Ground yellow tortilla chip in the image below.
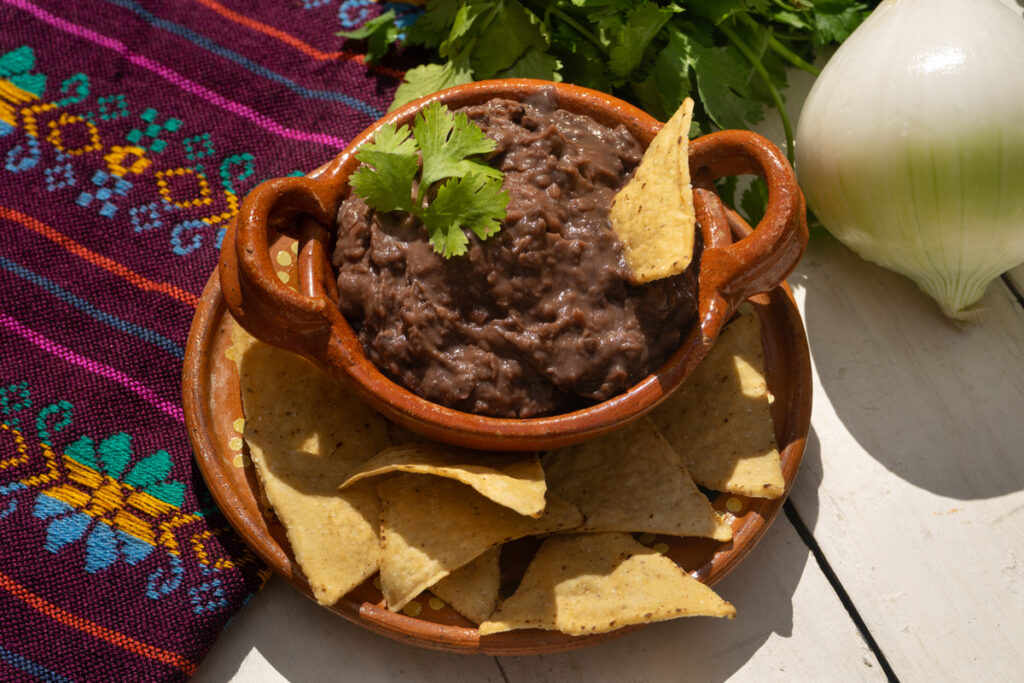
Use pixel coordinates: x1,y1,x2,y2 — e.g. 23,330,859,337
479,532,735,636
429,547,501,625
650,304,784,498
232,322,391,605
609,97,695,284
377,475,582,612
543,418,732,541
341,443,546,517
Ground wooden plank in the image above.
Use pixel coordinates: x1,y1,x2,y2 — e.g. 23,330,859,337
785,234,1024,679
497,518,883,682
191,577,505,682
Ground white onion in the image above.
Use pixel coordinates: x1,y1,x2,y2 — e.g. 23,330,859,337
795,0,1024,320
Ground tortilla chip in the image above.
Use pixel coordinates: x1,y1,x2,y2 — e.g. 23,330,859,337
609,97,695,284
543,418,732,541
377,475,582,611
650,304,784,498
479,532,735,636
341,443,546,517
429,547,501,625
232,322,391,605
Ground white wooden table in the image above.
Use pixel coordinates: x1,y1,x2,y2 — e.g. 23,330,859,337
193,5,1024,677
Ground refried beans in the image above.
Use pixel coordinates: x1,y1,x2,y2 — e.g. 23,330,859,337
331,89,699,418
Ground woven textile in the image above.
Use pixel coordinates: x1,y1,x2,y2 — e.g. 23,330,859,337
0,1,409,680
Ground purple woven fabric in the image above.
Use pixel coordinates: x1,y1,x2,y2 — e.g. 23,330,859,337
0,1,410,680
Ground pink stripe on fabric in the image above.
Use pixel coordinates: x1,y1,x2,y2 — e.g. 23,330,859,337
3,0,351,148
0,313,186,422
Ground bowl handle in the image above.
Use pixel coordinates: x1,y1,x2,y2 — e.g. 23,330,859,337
689,130,807,314
219,176,337,356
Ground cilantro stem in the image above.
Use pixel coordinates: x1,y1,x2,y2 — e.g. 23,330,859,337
737,13,820,77
718,22,795,163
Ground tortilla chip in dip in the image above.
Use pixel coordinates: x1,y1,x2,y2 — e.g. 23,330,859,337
609,97,695,284
543,418,732,541
429,547,501,625
479,532,734,636
232,323,391,605
377,475,582,612
340,443,546,517
650,304,784,498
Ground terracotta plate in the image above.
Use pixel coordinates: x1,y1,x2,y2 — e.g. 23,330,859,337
182,231,812,655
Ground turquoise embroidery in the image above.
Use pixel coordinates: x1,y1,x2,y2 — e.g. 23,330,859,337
2,381,254,611
125,107,181,153
0,46,47,138
1,44,262,254
51,74,90,108
170,219,208,256
75,169,133,217
4,136,40,173
0,483,26,521
218,153,253,194
94,94,128,121
0,381,32,429
44,160,76,191
128,201,166,233
0,46,39,81
145,553,184,599
189,565,229,614
34,400,73,446
183,133,214,161
338,0,374,28
32,432,186,572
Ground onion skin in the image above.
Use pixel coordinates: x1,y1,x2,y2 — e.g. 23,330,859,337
795,0,1024,321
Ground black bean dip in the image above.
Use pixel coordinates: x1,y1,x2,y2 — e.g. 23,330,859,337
331,89,699,418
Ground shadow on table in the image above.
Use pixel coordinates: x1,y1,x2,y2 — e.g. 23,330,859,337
493,431,823,682
196,438,821,682
797,234,1024,500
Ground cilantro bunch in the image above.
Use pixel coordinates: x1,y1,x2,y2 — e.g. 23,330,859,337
350,101,509,258
348,0,880,163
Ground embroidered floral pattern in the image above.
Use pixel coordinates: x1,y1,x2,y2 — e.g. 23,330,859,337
32,432,183,572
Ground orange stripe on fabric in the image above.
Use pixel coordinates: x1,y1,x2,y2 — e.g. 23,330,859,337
0,570,198,676
190,0,405,79
0,206,199,308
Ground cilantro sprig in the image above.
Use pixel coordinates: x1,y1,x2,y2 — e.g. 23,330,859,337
346,0,880,162
344,0,879,232
349,101,509,258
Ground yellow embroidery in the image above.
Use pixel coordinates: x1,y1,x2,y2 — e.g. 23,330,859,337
198,188,238,226
17,101,55,138
0,424,30,469
104,145,151,176
155,167,213,208
0,80,38,132
46,113,102,155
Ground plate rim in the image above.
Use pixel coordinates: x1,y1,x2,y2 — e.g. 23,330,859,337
182,266,812,655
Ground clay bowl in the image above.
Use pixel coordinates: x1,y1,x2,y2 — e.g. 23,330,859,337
219,79,808,452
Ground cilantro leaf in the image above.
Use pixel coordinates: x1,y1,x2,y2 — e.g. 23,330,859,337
423,171,508,257
390,58,473,112
690,40,765,130
350,124,419,214
350,102,508,259
415,101,500,189
609,2,676,77
337,10,400,63
368,0,880,164
405,0,460,48
470,0,549,79
496,48,562,81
